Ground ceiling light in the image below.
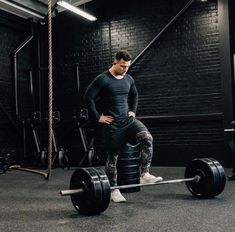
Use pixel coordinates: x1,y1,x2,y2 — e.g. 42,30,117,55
57,0,97,21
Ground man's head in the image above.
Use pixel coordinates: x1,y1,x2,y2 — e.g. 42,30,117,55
111,50,132,76
114,50,132,62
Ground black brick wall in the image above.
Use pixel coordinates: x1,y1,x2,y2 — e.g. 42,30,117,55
130,0,221,116
50,0,234,167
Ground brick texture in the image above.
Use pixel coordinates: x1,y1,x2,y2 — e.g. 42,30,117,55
51,0,235,166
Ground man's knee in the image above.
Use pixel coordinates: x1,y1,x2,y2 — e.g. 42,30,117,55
135,131,153,143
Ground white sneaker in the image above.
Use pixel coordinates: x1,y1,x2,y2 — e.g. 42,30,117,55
111,189,126,203
140,172,163,184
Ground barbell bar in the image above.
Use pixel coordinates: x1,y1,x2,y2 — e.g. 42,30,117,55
59,158,226,215
60,176,200,196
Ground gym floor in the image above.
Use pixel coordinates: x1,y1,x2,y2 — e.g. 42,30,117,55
0,166,234,232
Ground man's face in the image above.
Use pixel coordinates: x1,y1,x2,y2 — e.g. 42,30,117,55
113,58,131,76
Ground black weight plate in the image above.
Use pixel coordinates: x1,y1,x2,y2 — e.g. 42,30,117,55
119,152,140,159
58,150,65,167
117,164,140,172
119,186,140,193
93,167,111,212
117,177,140,186
117,157,140,166
41,150,47,167
58,149,70,169
122,145,140,152
70,168,103,215
117,177,140,193
201,158,221,195
117,171,140,179
185,159,221,198
207,158,226,196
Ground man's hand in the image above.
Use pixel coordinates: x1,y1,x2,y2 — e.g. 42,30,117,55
98,114,114,124
128,111,136,117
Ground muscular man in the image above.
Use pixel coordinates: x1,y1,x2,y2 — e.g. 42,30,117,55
84,50,163,203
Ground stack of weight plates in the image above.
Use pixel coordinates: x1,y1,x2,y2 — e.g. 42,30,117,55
117,143,140,193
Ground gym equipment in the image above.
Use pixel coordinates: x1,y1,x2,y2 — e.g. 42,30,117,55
41,111,69,169
224,122,235,180
117,143,141,193
0,149,17,174
185,158,226,198
73,109,100,166
60,158,226,215
22,111,69,169
28,111,47,167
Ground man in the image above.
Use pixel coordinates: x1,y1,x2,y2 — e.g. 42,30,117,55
84,50,163,203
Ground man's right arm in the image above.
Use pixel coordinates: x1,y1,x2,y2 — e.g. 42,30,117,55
83,76,104,121
84,75,114,124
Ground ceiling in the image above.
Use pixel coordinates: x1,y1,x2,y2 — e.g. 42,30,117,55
0,0,93,21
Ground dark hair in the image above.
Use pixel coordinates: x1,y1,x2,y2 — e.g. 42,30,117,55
114,50,132,61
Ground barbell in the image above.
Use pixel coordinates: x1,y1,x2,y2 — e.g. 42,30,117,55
60,157,226,215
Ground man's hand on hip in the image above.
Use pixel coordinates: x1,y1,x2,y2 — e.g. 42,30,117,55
98,114,114,124
128,111,136,117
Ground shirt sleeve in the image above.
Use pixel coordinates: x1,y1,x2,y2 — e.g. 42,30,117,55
128,76,138,113
83,74,109,121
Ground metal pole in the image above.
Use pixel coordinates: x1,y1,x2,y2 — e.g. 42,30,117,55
13,19,34,117
130,0,195,68
111,177,198,190
60,176,199,196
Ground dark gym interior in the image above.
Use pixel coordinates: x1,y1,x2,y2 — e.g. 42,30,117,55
0,0,235,231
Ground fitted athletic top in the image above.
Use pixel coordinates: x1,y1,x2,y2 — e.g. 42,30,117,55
84,70,138,125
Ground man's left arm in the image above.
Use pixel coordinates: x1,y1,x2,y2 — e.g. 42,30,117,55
128,80,138,117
